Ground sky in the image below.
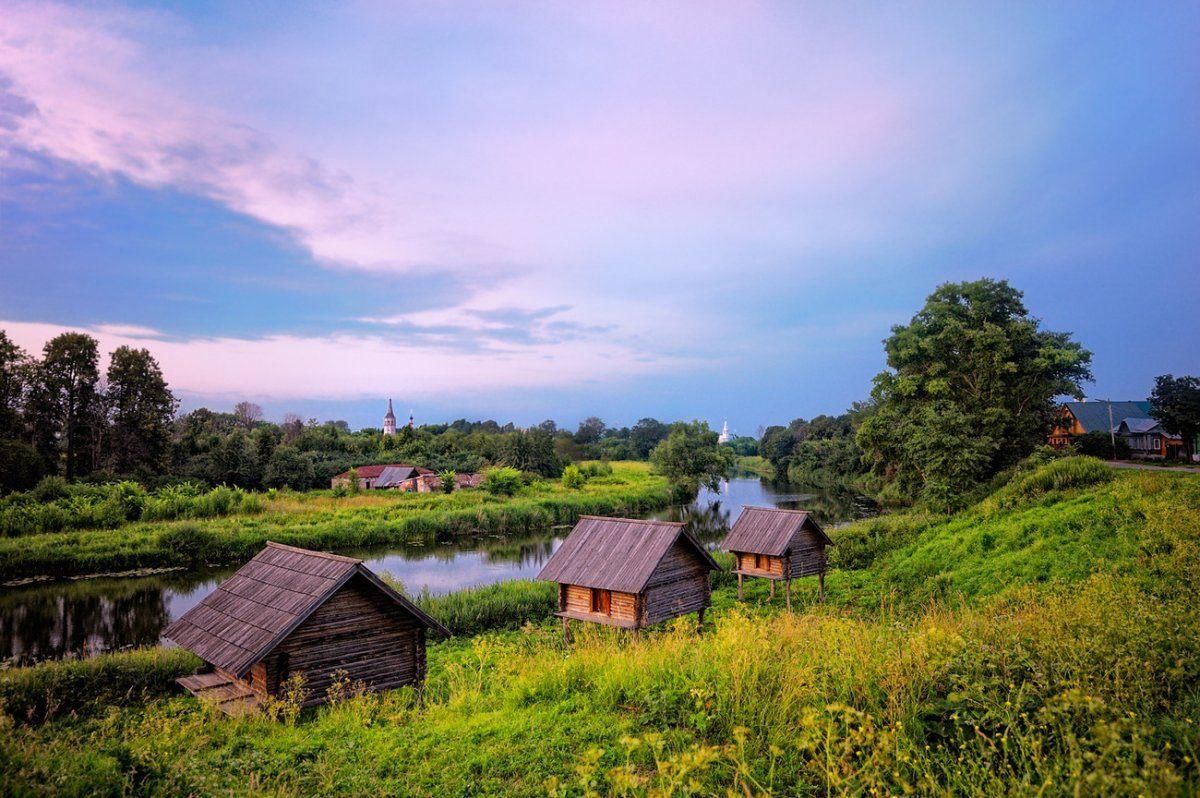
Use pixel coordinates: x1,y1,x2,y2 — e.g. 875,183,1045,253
1,1,1197,435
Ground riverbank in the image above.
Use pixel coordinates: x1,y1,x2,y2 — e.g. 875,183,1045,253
0,463,671,582
3,459,1197,795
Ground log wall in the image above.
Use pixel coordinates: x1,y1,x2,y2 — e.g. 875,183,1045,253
562,583,638,623
735,552,785,578
786,529,828,579
642,539,710,625
222,576,429,707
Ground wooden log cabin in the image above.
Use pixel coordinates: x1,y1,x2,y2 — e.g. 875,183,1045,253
537,516,720,638
722,506,833,610
164,542,449,714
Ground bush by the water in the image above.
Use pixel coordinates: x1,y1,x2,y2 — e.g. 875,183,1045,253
481,466,524,496
561,464,585,489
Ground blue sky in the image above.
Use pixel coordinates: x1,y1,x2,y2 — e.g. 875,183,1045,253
1,2,1197,434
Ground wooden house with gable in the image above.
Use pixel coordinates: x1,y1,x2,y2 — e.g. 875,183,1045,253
164,542,449,714
537,516,720,638
722,506,833,609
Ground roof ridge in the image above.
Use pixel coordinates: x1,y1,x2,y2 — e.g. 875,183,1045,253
577,515,685,526
264,541,361,563
741,505,810,515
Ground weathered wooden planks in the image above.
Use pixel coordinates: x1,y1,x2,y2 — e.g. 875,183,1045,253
166,542,448,711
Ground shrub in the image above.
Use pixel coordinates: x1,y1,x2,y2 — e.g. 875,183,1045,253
561,465,586,489
579,461,613,478
438,469,457,494
31,476,68,503
157,523,219,567
1072,430,1131,460
482,467,523,496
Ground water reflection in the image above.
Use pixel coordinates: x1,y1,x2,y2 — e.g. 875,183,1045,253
0,477,874,663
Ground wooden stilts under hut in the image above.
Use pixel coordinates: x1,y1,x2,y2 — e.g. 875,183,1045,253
720,506,834,611
538,516,721,636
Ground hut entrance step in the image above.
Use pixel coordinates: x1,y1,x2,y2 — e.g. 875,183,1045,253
177,672,262,716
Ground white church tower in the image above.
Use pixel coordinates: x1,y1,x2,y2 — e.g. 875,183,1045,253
383,399,397,436
718,420,731,444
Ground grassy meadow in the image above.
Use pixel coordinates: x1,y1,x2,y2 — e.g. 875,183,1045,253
2,458,1199,796
0,462,670,581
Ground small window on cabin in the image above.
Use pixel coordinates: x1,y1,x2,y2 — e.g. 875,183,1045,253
591,588,612,615
754,553,767,570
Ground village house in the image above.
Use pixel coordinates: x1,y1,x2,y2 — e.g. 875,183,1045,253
164,542,449,714
1049,400,1183,459
1115,417,1184,460
537,516,720,638
722,506,832,609
330,464,437,491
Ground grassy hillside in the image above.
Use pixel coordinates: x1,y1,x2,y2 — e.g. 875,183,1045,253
2,458,1198,796
0,463,670,581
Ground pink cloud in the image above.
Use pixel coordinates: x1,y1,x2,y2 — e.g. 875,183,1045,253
0,318,697,401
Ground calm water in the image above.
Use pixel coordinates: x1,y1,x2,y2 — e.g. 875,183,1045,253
0,478,875,663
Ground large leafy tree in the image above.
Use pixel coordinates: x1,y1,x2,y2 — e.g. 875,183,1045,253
650,420,735,496
105,346,178,475
629,417,669,458
263,445,316,489
1150,375,1200,460
27,333,102,478
499,427,564,477
857,279,1092,507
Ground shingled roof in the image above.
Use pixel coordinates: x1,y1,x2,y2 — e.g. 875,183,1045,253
722,506,833,557
537,516,719,593
164,542,448,678
1063,401,1152,434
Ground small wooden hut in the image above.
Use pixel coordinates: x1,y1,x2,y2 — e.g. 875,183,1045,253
722,506,833,609
537,516,720,638
164,542,449,714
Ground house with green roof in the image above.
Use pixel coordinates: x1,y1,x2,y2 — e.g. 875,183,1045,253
1050,400,1184,459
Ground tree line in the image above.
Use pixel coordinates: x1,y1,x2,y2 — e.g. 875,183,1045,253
0,329,713,494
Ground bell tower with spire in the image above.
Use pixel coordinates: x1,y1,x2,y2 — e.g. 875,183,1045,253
383,399,397,436
718,420,731,444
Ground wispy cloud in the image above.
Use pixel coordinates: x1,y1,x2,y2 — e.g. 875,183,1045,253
0,318,690,400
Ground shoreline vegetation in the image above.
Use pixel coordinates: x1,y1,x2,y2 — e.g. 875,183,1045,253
0,462,671,582
3,458,1198,795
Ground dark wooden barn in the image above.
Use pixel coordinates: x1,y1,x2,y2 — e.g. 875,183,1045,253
722,506,833,609
537,516,720,638
164,542,449,714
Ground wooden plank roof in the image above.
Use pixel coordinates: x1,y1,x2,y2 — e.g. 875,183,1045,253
537,516,719,593
164,542,449,678
722,506,833,556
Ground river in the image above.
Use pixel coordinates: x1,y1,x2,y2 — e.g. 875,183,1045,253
0,477,876,664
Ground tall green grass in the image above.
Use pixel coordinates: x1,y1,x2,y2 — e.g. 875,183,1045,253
0,481,264,537
2,463,1197,796
0,647,199,724
417,580,558,636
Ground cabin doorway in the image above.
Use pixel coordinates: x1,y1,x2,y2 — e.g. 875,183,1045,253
590,588,612,615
